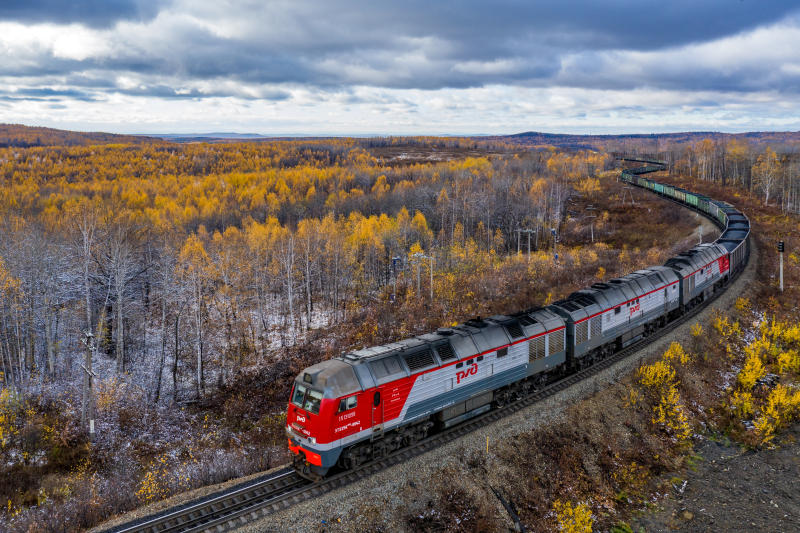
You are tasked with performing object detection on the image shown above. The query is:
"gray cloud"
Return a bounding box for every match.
[0,0,168,28]
[1,0,799,100]
[1,0,800,134]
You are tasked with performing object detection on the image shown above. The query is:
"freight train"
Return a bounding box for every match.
[286,163,750,480]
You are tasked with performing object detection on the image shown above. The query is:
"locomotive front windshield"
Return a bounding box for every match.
[291,383,323,414]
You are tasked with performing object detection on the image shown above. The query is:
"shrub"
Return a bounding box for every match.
[737,350,766,390]
[777,350,800,375]
[663,342,690,365]
[730,390,754,419]
[712,313,741,340]
[0,388,22,451]
[552,500,593,533]
[637,344,692,444]
[753,384,800,446]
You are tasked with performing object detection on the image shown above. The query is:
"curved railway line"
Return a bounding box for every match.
[103,160,750,533]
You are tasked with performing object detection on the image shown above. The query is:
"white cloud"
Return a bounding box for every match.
[3,84,800,135]
[0,22,111,61]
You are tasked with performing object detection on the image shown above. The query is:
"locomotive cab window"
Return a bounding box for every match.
[302,388,323,415]
[291,384,307,408]
[291,383,322,414]
[338,395,357,412]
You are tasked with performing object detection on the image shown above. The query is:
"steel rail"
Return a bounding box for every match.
[106,468,307,533]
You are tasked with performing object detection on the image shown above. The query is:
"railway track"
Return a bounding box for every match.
[107,468,309,533]
[104,166,749,533]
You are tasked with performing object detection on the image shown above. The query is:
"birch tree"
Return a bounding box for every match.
[177,232,216,399]
[752,147,781,206]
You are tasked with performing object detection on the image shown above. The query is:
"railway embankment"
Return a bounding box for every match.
[235,210,760,532]
[631,420,800,531]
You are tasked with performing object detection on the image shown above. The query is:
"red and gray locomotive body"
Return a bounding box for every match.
[287,168,751,481]
[287,308,566,479]
[549,266,682,368]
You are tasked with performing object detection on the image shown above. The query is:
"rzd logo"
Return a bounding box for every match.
[629,302,640,316]
[456,363,478,384]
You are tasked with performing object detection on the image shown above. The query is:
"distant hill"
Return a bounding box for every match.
[0,124,162,147]
[492,130,800,150]
[155,132,267,140]
[151,132,273,143]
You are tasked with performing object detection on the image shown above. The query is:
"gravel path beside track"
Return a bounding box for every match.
[236,237,759,532]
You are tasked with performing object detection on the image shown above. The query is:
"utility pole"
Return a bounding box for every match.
[586,205,598,244]
[391,256,401,302]
[551,228,558,262]
[517,229,535,257]
[413,252,435,301]
[527,230,532,257]
[80,330,98,441]
[622,186,636,206]
[429,255,434,301]
[778,241,784,292]
[416,258,421,296]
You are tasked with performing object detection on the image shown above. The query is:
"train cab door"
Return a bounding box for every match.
[371,390,384,437]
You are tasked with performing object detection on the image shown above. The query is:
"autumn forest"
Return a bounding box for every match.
[1,127,799,531]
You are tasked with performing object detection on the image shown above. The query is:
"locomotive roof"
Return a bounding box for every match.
[341,307,565,367]
[664,243,726,273]
[298,358,362,398]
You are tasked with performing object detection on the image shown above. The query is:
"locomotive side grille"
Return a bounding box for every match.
[518,316,536,327]
[529,336,546,360]
[506,323,524,339]
[549,330,564,353]
[436,343,456,361]
[590,316,601,338]
[403,349,435,371]
[575,320,589,344]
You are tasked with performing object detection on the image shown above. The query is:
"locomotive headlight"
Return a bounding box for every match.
[308,437,316,444]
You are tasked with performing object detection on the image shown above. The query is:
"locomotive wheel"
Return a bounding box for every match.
[388,434,402,452]
[521,380,534,397]
[372,441,387,460]
[339,448,362,470]
[494,388,513,407]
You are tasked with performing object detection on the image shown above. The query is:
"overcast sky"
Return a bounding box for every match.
[1,0,799,135]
